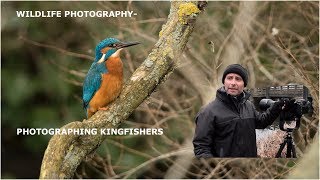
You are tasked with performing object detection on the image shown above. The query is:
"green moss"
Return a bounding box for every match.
[287,160,296,167]
[178,2,200,24]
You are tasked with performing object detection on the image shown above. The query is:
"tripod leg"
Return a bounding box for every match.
[276,141,287,158]
[286,140,292,158]
[292,143,296,158]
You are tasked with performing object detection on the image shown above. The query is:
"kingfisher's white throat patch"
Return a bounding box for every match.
[97,53,106,63]
[110,48,123,58]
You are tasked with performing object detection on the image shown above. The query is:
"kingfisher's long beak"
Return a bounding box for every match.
[110,42,140,59]
[116,41,140,49]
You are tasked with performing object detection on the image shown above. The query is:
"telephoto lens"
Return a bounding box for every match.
[259,99,276,111]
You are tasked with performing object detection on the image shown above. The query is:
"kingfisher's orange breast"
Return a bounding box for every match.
[88,56,123,115]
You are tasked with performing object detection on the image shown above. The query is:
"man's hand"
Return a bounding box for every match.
[280,98,303,121]
[282,98,296,111]
[275,98,297,112]
[270,98,285,111]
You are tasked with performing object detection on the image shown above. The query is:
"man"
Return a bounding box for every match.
[193,64,284,158]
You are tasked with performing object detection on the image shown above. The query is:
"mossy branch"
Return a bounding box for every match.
[39,1,207,179]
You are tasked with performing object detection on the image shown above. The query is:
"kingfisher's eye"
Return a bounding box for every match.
[110,44,117,48]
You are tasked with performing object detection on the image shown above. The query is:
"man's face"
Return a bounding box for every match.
[224,73,244,96]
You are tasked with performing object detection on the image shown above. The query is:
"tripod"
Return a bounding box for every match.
[275,129,296,158]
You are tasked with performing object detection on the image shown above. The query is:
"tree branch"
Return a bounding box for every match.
[39,1,206,178]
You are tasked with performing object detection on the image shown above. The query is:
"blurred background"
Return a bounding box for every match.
[1,1,318,179]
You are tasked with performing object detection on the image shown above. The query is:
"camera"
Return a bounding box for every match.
[252,84,313,132]
[259,98,312,131]
[252,84,313,158]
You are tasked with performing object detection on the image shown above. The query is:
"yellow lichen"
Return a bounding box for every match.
[178,2,200,24]
[159,29,163,37]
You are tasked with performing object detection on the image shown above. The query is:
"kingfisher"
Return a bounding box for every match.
[82,38,139,118]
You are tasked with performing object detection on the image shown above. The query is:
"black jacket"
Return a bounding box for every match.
[193,87,281,158]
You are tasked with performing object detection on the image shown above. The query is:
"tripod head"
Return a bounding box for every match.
[285,128,294,133]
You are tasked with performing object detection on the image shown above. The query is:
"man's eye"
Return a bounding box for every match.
[235,77,242,81]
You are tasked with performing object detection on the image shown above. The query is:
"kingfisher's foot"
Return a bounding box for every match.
[99,107,109,111]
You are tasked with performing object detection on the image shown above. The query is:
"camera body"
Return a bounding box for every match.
[259,98,312,131]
